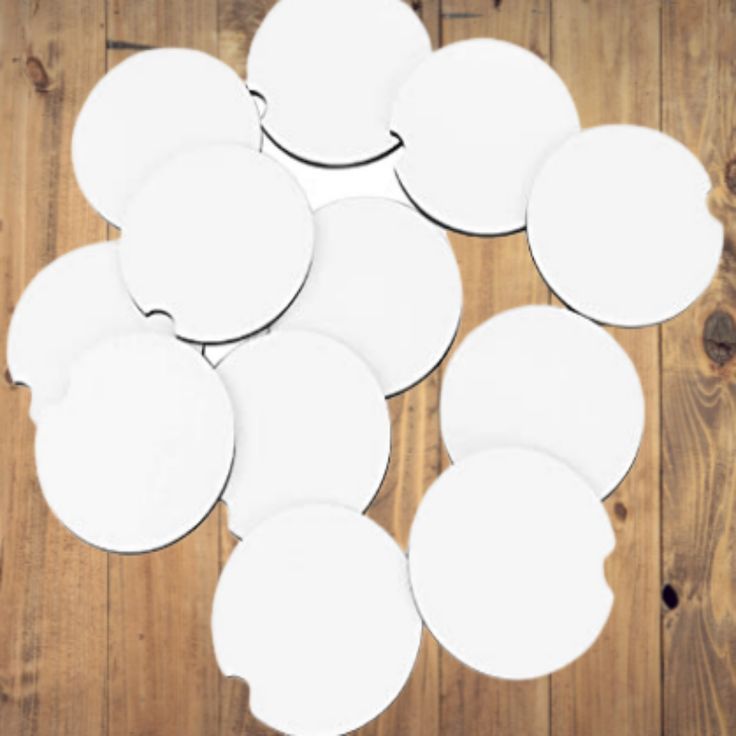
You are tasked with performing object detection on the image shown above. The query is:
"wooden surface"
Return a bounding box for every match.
[0,0,734,734]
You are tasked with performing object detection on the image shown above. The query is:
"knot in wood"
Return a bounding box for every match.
[726,158,736,195]
[25,56,51,92]
[703,310,736,365]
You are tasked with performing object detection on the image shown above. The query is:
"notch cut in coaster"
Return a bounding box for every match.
[217,330,390,538]
[6,241,170,422]
[409,448,615,680]
[247,0,431,167]
[120,144,314,344]
[441,305,644,500]
[390,38,580,236]
[526,125,723,327]
[72,48,262,227]
[212,504,422,736]
[276,198,462,396]
[34,333,234,553]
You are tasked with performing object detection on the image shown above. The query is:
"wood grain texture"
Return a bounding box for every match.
[214,3,445,734]
[104,5,223,736]
[661,1,736,733]
[549,3,663,735]
[0,1,734,735]
[363,3,444,734]
[438,3,551,735]
[0,2,109,735]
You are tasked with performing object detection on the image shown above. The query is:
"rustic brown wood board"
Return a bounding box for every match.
[0,0,734,733]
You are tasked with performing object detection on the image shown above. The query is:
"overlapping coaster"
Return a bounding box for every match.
[34,334,234,553]
[72,48,262,227]
[441,306,644,499]
[391,39,580,235]
[277,198,462,396]
[527,125,723,326]
[262,135,408,210]
[6,241,169,421]
[120,144,314,344]
[247,0,431,166]
[14,13,720,722]
[212,504,422,736]
[409,448,614,680]
[217,330,390,537]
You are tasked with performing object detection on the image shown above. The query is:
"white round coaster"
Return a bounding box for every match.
[120,144,314,344]
[409,448,615,680]
[441,306,644,499]
[277,198,462,396]
[6,242,169,422]
[217,330,390,538]
[212,504,422,736]
[390,38,580,235]
[72,48,262,227]
[527,125,723,326]
[247,0,431,166]
[34,333,234,553]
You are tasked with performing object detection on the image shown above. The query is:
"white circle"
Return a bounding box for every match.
[72,48,262,227]
[441,306,644,499]
[120,144,314,344]
[247,0,431,166]
[527,125,723,326]
[277,198,462,396]
[217,330,390,537]
[391,39,580,235]
[409,448,615,680]
[7,242,168,421]
[212,504,422,736]
[35,334,234,553]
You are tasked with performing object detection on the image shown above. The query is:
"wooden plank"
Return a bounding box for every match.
[359,377,442,736]
[104,4,223,736]
[661,1,736,733]
[106,0,218,53]
[214,2,445,733]
[549,2,662,735]
[107,523,221,736]
[436,2,551,735]
[0,1,109,735]
[359,4,443,735]
[214,6,281,732]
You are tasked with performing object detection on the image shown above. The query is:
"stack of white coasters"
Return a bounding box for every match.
[7,0,723,733]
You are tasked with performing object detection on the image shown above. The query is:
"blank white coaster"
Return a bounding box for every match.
[390,38,580,235]
[247,0,431,166]
[277,198,462,396]
[72,48,262,227]
[527,125,723,326]
[212,504,422,736]
[120,144,314,344]
[441,306,644,499]
[6,241,170,422]
[217,330,390,537]
[34,334,234,553]
[409,448,615,680]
